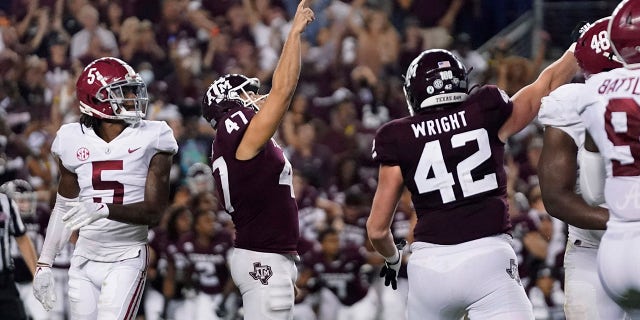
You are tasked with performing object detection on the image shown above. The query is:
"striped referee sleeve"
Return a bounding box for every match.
[0,192,27,272]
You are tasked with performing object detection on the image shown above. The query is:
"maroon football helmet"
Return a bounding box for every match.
[403,49,469,115]
[76,57,148,124]
[574,17,622,78]
[201,74,263,128]
[609,0,640,69]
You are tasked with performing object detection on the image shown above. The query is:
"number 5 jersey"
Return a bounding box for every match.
[51,120,178,261]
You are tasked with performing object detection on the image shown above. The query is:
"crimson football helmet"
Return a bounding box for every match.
[403,49,469,115]
[0,179,37,217]
[574,17,622,78]
[609,0,640,69]
[76,57,148,124]
[201,74,265,128]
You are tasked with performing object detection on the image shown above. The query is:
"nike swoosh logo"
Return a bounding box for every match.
[128,147,141,153]
[98,204,105,211]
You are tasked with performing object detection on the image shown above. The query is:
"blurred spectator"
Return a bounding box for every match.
[175,116,212,184]
[69,4,118,59]
[293,169,343,243]
[528,267,565,320]
[151,205,195,320]
[298,227,380,320]
[339,190,370,248]
[327,155,376,205]
[451,32,488,86]
[18,55,52,128]
[396,0,464,50]
[173,209,234,319]
[242,0,289,76]
[519,136,543,188]
[25,130,57,192]
[397,17,424,77]
[347,0,400,78]
[287,121,334,191]
[317,96,361,163]
[281,93,311,147]
[44,32,72,97]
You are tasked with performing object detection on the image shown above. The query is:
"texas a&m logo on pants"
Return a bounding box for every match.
[249,262,273,285]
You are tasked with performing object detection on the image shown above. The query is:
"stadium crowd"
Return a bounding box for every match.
[0,0,570,319]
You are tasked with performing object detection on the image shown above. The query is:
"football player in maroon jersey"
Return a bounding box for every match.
[200,2,314,319]
[367,45,578,319]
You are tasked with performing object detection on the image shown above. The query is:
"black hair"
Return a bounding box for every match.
[166,205,191,241]
[80,114,101,130]
[317,227,338,243]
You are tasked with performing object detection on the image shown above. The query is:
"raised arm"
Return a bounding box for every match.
[236,0,314,160]
[498,49,579,142]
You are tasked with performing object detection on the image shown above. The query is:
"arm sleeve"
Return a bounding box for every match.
[578,149,606,206]
[38,193,77,265]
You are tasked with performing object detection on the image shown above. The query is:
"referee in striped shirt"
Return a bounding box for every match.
[0,192,38,320]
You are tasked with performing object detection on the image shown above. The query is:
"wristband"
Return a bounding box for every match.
[385,249,400,265]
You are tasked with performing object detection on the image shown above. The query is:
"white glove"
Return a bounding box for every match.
[62,202,109,230]
[379,240,407,290]
[33,264,56,311]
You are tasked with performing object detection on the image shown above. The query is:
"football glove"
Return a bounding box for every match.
[62,202,109,230]
[215,303,228,318]
[33,263,56,311]
[380,240,407,290]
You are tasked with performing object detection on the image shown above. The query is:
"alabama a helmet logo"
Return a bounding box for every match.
[249,262,273,285]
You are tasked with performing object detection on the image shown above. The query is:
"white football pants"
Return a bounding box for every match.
[564,240,627,319]
[229,248,298,320]
[68,245,148,320]
[407,234,534,320]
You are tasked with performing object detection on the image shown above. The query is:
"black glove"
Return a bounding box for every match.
[215,303,228,318]
[379,240,407,290]
[571,20,592,42]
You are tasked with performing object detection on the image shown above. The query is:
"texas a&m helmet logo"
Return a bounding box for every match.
[249,262,273,285]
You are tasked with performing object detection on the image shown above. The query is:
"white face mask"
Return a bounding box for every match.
[139,70,154,85]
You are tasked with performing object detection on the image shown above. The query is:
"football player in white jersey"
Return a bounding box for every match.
[538,17,628,320]
[572,0,640,316]
[32,57,178,320]
[575,0,640,319]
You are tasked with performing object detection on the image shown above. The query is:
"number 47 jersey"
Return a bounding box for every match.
[51,120,178,262]
[577,68,640,223]
[372,86,513,245]
[211,106,299,254]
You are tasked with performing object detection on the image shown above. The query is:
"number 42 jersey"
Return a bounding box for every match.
[51,120,178,261]
[372,86,513,245]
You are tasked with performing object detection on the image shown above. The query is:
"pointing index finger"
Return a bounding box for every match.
[299,0,310,9]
